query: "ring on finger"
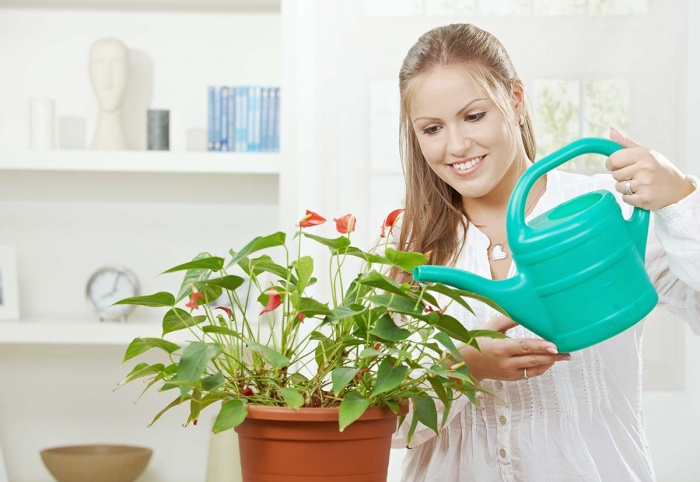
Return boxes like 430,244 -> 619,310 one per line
522,368 -> 529,380
624,179 -> 633,196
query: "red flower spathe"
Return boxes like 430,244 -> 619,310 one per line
380,208 -> 404,237
297,210 -> 326,228
186,291 -> 206,310
334,213 -> 356,234
260,289 -> 282,315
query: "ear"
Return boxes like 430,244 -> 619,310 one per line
510,79 -> 526,118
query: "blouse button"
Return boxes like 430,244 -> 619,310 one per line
494,381 -> 504,390
499,448 -> 507,458
499,415 -> 507,425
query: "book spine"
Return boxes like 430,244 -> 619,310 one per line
260,87 -> 270,152
220,86 -> 229,151
272,87 -> 280,152
228,84 -> 236,152
207,86 -> 215,151
213,86 -> 221,151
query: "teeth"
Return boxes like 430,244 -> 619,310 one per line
453,156 -> 482,171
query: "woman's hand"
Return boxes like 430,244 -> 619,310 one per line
607,127 -> 695,210
454,316 -> 571,382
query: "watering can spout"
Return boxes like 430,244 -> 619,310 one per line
412,266 -> 544,330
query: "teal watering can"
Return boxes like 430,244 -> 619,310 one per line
413,138 -> 658,352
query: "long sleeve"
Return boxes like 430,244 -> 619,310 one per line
646,175 -> 700,332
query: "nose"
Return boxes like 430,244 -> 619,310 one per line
447,125 -> 472,158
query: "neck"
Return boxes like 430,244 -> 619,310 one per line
91,108 -> 129,150
464,154 -> 532,225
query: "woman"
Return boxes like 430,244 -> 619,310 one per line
390,23 -> 700,481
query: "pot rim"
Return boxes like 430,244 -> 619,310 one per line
244,401 -> 409,422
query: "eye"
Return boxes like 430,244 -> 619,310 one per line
421,125 -> 441,135
464,112 -> 486,122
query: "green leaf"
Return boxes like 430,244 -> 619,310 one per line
294,256 -> 314,293
213,399 -> 248,433
123,337 -> 180,362
123,362 -> 165,383
165,256 -> 225,273
280,387 -> 304,408
327,304 -> 367,321
246,340 -> 290,369
385,247 -> 428,272
173,252 -> 216,302
433,332 -> 462,361
177,342 -> 221,385
338,391 -> 370,432
429,313 -> 473,345
425,284 -> 475,314
302,232 -> 351,252
239,255 -> 293,282
227,232 -> 287,268
358,271 -> 412,298
359,348 -> 382,358
296,297 -> 332,317
115,292 -> 175,308
148,396 -> 187,427
202,325 -> 239,337
369,294 -> 424,317
413,395 -> 438,434
162,308 -> 207,335
200,275 -> 245,291
201,372 -> 226,391
343,247 -> 390,264
371,358 -> 409,397
370,314 -> 411,342
331,367 -> 359,395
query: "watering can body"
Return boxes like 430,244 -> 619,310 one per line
413,138 -> 658,352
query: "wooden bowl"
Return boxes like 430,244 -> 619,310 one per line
40,444 -> 152,482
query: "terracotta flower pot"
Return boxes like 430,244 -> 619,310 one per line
234,404 -> 408,482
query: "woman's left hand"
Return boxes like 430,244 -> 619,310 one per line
607,127 -> 695,210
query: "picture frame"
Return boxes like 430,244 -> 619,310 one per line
0,245 -> 19,320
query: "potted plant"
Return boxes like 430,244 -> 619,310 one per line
117,209 -> 504,481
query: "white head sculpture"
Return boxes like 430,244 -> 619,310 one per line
89,38 -> 130,150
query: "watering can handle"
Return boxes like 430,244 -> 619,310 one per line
508,137 -> 649,254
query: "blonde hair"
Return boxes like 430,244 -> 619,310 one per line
395,24 -> 535,279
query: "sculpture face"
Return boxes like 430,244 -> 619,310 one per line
89,39 -> 128,113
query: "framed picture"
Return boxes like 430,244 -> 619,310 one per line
0,245 -> 19,320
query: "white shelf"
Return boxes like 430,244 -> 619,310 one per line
0,0 -> 279,12
0,149 -> 281,175
0,319 -> 194,345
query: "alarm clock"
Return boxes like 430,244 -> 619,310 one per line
86,265 -> 140,322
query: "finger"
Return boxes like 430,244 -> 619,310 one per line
485,315 -> 519,333
507,338 -> 559,356
609,126 -> 641,149
519,362 -> 555,380
514,353 -> 572,369
615,178 -> 639,196
609,163 -> 637,182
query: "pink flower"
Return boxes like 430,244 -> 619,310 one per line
297,210 -> 326,228
333,214 -> 356,234
260,289 -> 282,315
380,208 -> 404,237
185,291 -> 206,310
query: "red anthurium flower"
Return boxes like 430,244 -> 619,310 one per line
449,376 -> 463,387
333,213 -> 356,234
260,289 -> 282,315
297,209 -> 326,228
380,208 -> 404,237
241,387 -> 254,397
374,342 -> 381,351
296,312 -> 305,323
215,306 -> 232,318
185,291 -> 206,310
354,368 -> 370,382
424,306 -> 442,315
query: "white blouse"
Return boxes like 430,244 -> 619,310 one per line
392,169 -> 700,482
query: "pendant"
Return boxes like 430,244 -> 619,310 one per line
490,244 -> 508,261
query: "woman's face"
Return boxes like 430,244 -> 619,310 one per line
409,64 -> 524,201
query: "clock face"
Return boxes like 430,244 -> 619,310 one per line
86,266 -> 140,320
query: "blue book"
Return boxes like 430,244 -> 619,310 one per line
260,87 -> 270,152
213,86 -> 221,151
207,86 -> 215,151
227,85 -> 236,152
271,87 -> 280,152
236,86 -> 248,152
220,86 -> 230,151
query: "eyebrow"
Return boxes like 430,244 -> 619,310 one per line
412,97 -> 488,124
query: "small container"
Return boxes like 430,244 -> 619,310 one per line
147,109 -> 169,150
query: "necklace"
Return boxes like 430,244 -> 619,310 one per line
481,179 -> 547,262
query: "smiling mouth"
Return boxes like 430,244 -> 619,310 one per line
450,155 -> 484,171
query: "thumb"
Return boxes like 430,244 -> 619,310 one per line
609,126 -> 640,148
486,315 -> 519,333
